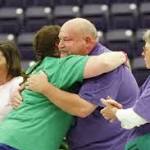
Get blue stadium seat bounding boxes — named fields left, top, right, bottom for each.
left=17, top=33, right=35, bottom=60
left=139, top=2, right=150, bottom=29
left=109, top=3, right=138, bottom=30
left=0, top=7, right=24, bottom=35
left=24, top=7, right=52, bottom=33
left=53, top=5, right=80, bottom=25
left=105, top=29, right=134, bottom=58
left=81, top=4, right=109, bottom=31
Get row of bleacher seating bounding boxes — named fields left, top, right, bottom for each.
left=0, top=29, right=147, bottom=60
left=0, top=0, right=150, bottom=87
left=0, top=0, right=150, bottom=8
left=0, top=2, right=150, bottom=34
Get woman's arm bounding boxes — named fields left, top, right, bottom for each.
left=25, top=72, right=96, bottom=117
left=84, top=51, right=127, bottom=78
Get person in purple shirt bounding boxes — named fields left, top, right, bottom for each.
left=101, top=30, right=150, bottom=150
left=13, top=18, right=139, bottom=150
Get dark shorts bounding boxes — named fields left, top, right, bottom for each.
left=0, top=144, right=17, bottom=150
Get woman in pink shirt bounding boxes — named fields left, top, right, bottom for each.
left=0, top=41, right=23, bottom=121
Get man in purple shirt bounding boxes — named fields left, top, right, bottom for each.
left=66, top=43, right=139, bottom=150
left=15, top=18, right=139, bottom=150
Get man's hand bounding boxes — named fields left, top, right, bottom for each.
left=25, top=71, right=49, bottom=93
left=100, top=98, right=122, bottom=122
left=10, top=85, right=24, bottom=108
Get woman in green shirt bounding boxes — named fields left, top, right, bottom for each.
left=0, top=25, right=127, bottom=150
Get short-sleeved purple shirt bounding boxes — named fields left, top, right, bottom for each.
left=127, top=76, right=150, bottom=141
left=67, top=43, right=139, bottom=150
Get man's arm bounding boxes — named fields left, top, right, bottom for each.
left=26, top=72, right=96, bottom=117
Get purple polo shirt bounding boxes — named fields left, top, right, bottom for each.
left=67, top=43, right=139, bottom=150
left=128, top=76, right=150, bottom=141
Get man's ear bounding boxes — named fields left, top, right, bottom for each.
left=85, top=36, right=92, bottom=44
left=85, top=36, right=94, bottom=53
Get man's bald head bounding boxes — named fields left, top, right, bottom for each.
left=61, top=18, right=98, bottom=40
left=58, top=18, right=98, bottom=56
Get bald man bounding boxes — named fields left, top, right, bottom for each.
left=17, top=18, right=139, bottom=150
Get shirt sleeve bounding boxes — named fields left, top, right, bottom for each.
left=43, top=55, right=89, bottom=89
left=58, top=55, right=89, bottom=88
left=79, top=67, right=122, bottom=106
left=116, top=108, right=148, bottom=129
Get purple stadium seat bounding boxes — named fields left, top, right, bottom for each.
left=53, top=5, right=80, bottom=26
left=0, top=33, right=15, bottom=42
left=53, top=0, right=80, bottom=6
left=109, top=3, right=138, bottom=30
left=33, top=0, right=53, bottom=7
left=105, top=29, right=134, bottom=58
left=81, top=4, right=109, bottom=31
left=4, top=0, right=33, bottom=9
left=110, top=0, right=138, bottom=4
left=17, top=33, right=35, bottom=60
left=81, top=0, right=110, bottom=5
left=24, top=7, right=52, bottom=33
left=139, top=2, right=150, bottom=29
left=0, top=7, right=23, bottom=35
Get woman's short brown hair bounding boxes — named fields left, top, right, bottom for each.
left=33, top=25, right=61, bottom=61
left=0, top=41, right=22, bottom=77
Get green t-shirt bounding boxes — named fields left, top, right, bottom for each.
left=125, top=133, right=150, bottom=150
left=0, top=55, right=89, bottom=150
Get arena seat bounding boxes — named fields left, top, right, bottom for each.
left=24, top=7, right=52, bottom=32
left=109, top=3, right=138, bottom=30
left=105, top=29, right=134, bottom=58
left=17, top=33, right=35, bottom=60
